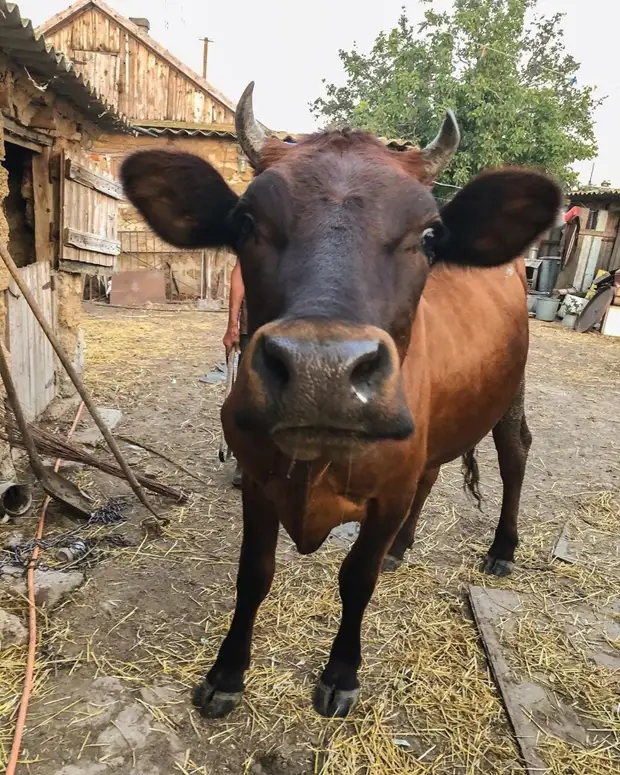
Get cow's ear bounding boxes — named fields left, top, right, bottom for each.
left=428, top=169, right=562, bottom=267
left=121, top=151, right=240, bottom=248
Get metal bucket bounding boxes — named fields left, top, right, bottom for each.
left=536, top=297, right=560, bottom=322
left=536, top=257, right=562, bottom=294
left=0, top=481, right=32, bottom=523
left=527, top=294, right=539, bottom=313
left=562, top=313, right=578, bottom=329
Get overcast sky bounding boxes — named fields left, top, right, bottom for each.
left=20, top=0, right=617, bottom=186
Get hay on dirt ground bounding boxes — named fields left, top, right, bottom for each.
left=2, top=310, right=618, bottom=775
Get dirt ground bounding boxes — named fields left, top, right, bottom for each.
left=1, top=304, right=619, bottom=775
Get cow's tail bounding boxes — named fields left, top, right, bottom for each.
left=461, top=448, right=483, bottom=510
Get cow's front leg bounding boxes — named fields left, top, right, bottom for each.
left=313, top=497, right=411, bottom=718
left=193, top=481, right=278, bottom=718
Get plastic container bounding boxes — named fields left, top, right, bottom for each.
left=536, top=297, right=560, bottom=322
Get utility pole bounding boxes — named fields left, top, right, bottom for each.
left=200, top=37, right=213, bottom=80
left=588, top=162, right=595, bottom=187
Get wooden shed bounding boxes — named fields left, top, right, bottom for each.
left=0, top=0, right=129, bottom=476
left=39, top=0, right=254, bottom=305
left=556, top=188, right=620, bottom=292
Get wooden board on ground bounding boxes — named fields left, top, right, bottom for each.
left=469, top=585, right=619, bottom=774
left=552, top=517, right=620, bottom=568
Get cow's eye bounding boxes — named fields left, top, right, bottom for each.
left=421, top=220, right=447, bottom=261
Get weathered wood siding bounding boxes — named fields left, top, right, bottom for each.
left=44, top=7, right=235, bottom=125
left=558, top=206, right=620, bottom=291
left=60, top=150, right=121, bottom=273
left=6, top=262, right=55, bottom=421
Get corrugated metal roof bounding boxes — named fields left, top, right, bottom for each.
left=133, top=125, right=236, bottom=140
left=0, top=0, right=129, bottom=132
left=570, top=187, right=620, bottom=198
left=130, top=124, right=416, bottom=147
left=272, top=130, right=416, bottom=150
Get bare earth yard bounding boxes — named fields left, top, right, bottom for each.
left=1, top=305, right=619, bottom=775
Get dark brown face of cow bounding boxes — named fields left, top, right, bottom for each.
left=121, top=82, right=562, bottom=462
left=228, top=141, right=440, bottom=458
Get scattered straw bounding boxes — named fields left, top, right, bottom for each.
left=1, top=308, right=618, bottom=774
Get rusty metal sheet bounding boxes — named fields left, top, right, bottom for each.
left=110, top=270, right=167, bottom=307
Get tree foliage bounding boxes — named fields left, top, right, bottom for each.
left=312, top=0, right=602, bottom=191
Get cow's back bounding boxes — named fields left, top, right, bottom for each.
left=406, top=259, right=529, bottom=467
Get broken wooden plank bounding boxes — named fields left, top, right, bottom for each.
left=3, top=115, right=53, bottom=148
left=469, top=586, right=549, bottom=774
left=65, top=159, right=124, bottom=200
left=59, top=258, right=115, bottom=275
left=551, top=522, right=577, bottom=564
left=64, top=228, right=121, bottom=256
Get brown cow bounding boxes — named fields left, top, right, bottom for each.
left=121, top=82, right=561, bottom=720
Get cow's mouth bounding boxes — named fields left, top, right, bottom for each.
left=271, top=424, right=411, bottom=462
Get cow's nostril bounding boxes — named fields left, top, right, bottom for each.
left=350, top=341, right=389, bottom=397
left=260, top=335, right=292, bottom=391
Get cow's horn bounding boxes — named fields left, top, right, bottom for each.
left=421, top=110, right=460, bottom=180
left=235, top=81, right=268, bottom=168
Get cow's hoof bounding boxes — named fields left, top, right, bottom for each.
left=482, top=555, right=514, bottom=577
left=313, top=680, right=360, bottom=718
left=381, top=554, right=403, bottom=573
left=192, top=680, right=243, bottom=718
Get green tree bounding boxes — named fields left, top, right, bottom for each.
left=312, top=0, right=602, bottom=192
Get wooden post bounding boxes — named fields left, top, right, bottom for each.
left=201, top=38, right=212, bottom=80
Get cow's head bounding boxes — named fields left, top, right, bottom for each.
left=122, top=82, right=561, bottom=461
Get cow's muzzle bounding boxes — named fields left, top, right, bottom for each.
left=235, top=319, right=414, bottom=460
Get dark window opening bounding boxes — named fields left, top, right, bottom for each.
left=2, top=141, right=36, bottom=268
left=586, top=209, right=599, bottom=230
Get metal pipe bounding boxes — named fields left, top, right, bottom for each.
left=0, top=481, right=32, bottom=522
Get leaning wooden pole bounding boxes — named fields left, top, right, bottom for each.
left=0, top=244, right=159, bottom=518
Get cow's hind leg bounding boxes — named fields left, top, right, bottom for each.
left=313, top=496, right=412, bottom=718
left=193, top=482, right=278, bottom=718
left=483, top=378, right=531, bottom=577
left=382, top=467, right=440, bottom=572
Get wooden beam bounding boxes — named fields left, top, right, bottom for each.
left=64, top=227, right=121, bottom=256
left=59, top=259, right=115, bottom=276
left=65, top=159, right=124, bottom=200
left=3, top=133, right=42, bottom=153
left=2, top=116, right=53, bottom=148
left=32, top=148, right=54, bottom=264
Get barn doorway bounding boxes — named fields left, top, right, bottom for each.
left=2, top=140, right=36, bottom=267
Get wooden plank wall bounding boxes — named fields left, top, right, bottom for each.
left=6, top=262, right=55, bottom=421
left=61, top=151, right=120, bottom=271
left=44, top=7, right=234, bottom=125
